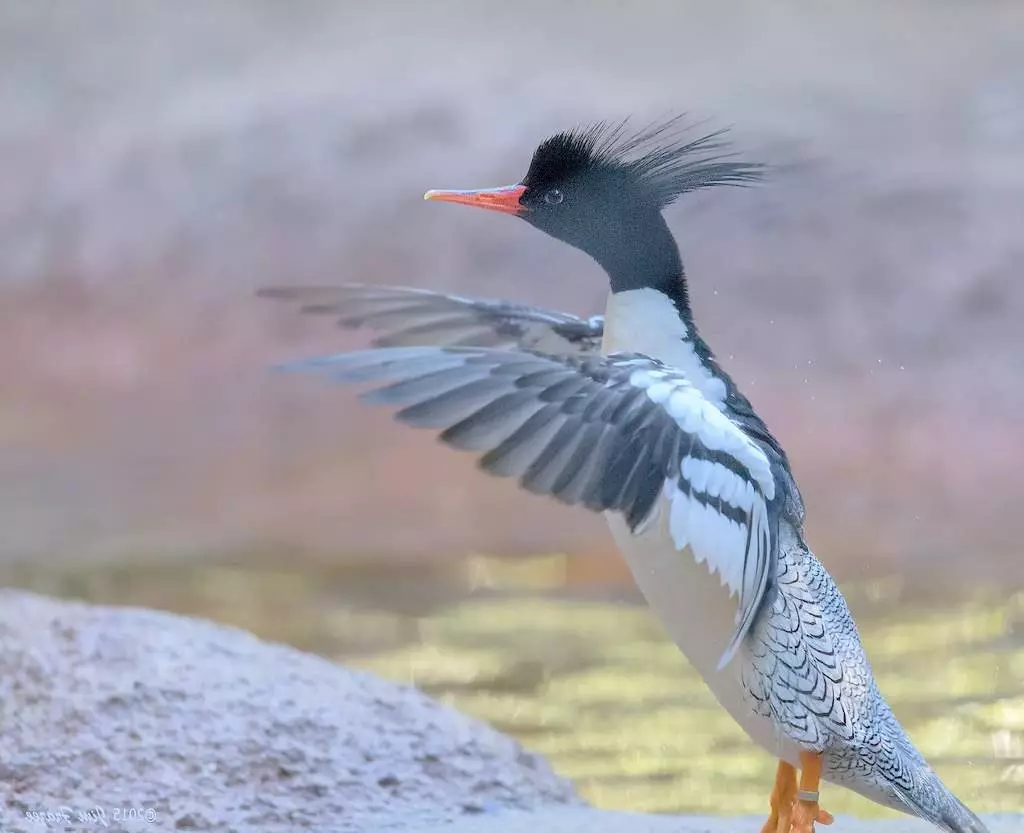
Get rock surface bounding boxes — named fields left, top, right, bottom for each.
left=416, top=808, right=1022, bottom=833
left=0, top=590, right=578, bottom=832
left=2, top=590, right=1018, bottom=833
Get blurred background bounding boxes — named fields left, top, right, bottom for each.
left=2, top=0, right=1022, bottom=819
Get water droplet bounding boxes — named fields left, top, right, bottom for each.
left=899, top=365, right=906, bottom=371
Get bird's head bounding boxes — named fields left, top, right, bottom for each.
left=424, top=116, right=764, bottom=294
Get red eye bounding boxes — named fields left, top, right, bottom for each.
left=544, top=188, right=564, bottom=205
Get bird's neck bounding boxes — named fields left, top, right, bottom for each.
left=594, top=211, right=693, bottom=324
left=598, top=221, right=728, bottom=408
left=593, top=212, right=793, bottom=485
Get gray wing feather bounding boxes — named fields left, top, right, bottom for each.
left=280, top=345, right=777, bottom=663
left=258, top=284, right=604, bottom=357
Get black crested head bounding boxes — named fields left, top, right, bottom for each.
left=516, top=117, right=763, bottom=301
left=423, top=115, right=764, bottom=307
left=521, top=115, right=764, bottom=212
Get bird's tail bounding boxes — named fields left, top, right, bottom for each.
left=891, top=771, right=990, bottom=833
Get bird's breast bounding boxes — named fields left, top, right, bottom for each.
left=601, top=289, right=726, bottom=406
left=604, top=496, right=797, bottom=763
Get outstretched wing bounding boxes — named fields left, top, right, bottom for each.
left=258, top=284, right=604, bottom=358
left=279, top=345, right=777, bottom=668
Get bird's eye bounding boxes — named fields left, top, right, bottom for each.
left=544, top=188, right=564, bottom=205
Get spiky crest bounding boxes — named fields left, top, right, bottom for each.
left=524, top=115, right=764, bottom=207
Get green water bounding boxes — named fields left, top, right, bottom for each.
left=6, top=555, right=1023, bottom=818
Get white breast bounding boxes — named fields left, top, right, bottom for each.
left=605, top=506, right=796, bottom=761
left=601, top=288, right=726, bottom=407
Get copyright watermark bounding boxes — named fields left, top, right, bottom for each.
left=23, top=806, right=158, bottom=828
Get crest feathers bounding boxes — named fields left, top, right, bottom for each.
left=526, top=115, right=765, bottom=207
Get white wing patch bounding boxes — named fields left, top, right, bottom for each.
left=630, top=368, right=775, bottom=498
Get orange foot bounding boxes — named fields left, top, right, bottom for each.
left=790, top=800, right=834, bottom=833
left=759, top=755, right=835, bottom=833
left=786, top=752, right=834, bottom=833
left=759, top=760, right=796, bottom=833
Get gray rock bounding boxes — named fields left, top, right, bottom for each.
left=0, top=590, right=579, bottom=832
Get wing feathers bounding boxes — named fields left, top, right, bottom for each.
left=278, top=345, right=777, bottom=667
left=392, top=375, right=512, bottom=428
left=440, top=391, right=546, bottom=451
left=479, top=405, right=566, bottom=477
left=260, top=284, right=604, bottom=357
left=361, top=365, right=490, bottom=406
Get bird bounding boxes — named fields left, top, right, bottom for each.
left=258, top=117, right=989, bottom=833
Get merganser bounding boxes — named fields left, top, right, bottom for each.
left=259, top=117, right=989, bottom=833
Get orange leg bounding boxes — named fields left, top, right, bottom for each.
left=788, top=752, right=835, bottom=833
left=759, top=760, right=797, bottom=833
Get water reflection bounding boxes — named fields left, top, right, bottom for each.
left=5, top=554, right=1022, bottom=817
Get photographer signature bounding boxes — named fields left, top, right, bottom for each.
left=24, top=805, right=158, bottom=827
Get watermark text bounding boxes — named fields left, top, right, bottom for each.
left=23, top=805, right=158, bottom=828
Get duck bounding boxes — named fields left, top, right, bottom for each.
left=259, top=117, right=989, bottom=833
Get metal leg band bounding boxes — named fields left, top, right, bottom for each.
left=796, top=789, right=819, bottom=803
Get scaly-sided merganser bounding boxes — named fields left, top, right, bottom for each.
left=259, top=117, right=988, bottom=833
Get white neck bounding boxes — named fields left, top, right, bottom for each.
left=601, top=288, right=727, bottom=408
